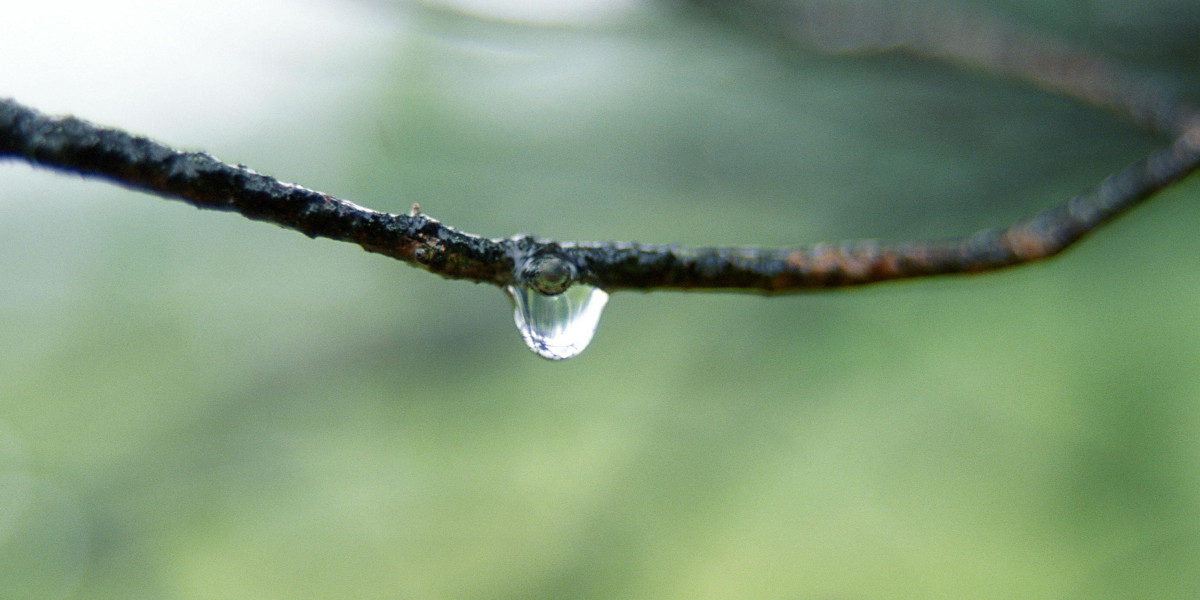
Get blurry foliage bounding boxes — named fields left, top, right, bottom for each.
left=1, top=1, right=1199, bottom=598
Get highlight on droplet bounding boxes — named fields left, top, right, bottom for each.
left=507, top=283, right=609, bottom=360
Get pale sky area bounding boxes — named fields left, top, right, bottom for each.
left=425, top=0, right=640, bottom=23
left=0, top=0, right=400, bottom=138
left=0, top=0, right=640, bottom=139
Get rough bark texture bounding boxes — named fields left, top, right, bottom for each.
left=2, top=2, right=1198, bottom=294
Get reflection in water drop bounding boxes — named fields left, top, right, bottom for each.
left=507, top=283, right=609, bottom=360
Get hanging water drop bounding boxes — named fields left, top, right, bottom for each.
left=507, top=253, right=608, bottom=360
left=508, top=283, right=609, bottom=360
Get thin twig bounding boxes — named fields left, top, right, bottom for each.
left=0, top=98, right=514, bottom=285
left=1, top=1, right=1197, bottom=293
left=688, top=0, right=1200, bottom=136
left=570, top=133, right=1200, bottom=291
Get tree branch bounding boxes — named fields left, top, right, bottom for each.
left=2, top=2, right=1198, bottom=294
left=685, top=0, right=1200, bottom=137
left=571, top=133, right=1200, bottom=291
left=0, top=98, right=514, bottom=285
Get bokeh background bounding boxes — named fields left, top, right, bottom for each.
left=2, top=0, right=1200, bottom=598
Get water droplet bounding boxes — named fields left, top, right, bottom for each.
left=520, top=253, right=576, bottom=295
left=507, top=283, right=609, bottom=360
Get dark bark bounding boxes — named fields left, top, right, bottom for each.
left=0, top=98, right=514, bottom=286
left=2, top=2, right=1198, bottom=294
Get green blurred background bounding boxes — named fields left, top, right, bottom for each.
left=2, top=0, right=1200, bottom=598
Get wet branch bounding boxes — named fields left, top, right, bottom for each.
left=0, top=98, right=514, bottom=286
left=2, top=2, right=1199, bottom=294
